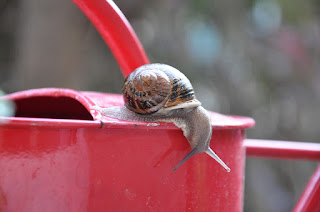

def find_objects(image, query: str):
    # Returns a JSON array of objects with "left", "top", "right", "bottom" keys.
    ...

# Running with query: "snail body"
[{"left": 92, "top": 63, "right": 230, "bottom": 172}]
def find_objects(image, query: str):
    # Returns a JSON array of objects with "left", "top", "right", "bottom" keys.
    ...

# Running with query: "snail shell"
[
  {"left": 92, "top": 63, "right": 230, "bottom": 172},
  {"left": 122, "top": 64, "right": 201, "bottom": 114}
]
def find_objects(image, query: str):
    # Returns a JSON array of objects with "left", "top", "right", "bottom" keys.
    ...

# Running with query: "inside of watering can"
[{"left": 13, "top": 97, "right": 93, "bottom": 120}]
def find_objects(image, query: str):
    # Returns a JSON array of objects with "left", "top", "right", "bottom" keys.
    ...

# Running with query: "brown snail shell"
[{"left": 122, "top": 64, "right": 201, "bottom": 114}]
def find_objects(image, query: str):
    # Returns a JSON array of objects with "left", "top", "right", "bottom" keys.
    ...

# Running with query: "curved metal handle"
[{"left": 72, "top": 0, "right": 150, "bottom": 77}]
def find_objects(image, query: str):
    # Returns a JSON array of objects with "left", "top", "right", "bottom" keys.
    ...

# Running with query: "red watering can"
[{"left": 0, "top": 0, "right": 319, "bottom": 211}]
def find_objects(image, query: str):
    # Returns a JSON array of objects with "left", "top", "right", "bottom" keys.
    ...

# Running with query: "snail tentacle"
[
  {"left": 172, "top": 148, "right": 199, "bottom": 171},
  {"left": 206, "top": 148, "right": 231, "bottom": 172}
]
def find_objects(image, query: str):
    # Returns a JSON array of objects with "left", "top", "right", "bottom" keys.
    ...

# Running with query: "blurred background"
[{"left": 0, "top": 0, "right": 319, "bottom": 211}]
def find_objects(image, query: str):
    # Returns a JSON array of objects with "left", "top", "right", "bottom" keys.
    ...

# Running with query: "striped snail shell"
[
  {"left": 92, "top": 63, "right": 230, "bottom": 172},
  {"left": 122, "top": 64, "right": 201, "bottom": 114}
]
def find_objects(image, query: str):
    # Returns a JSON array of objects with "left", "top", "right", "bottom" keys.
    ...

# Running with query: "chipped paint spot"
[
  {"left": 124, "top": 188, "right": 136, "bottom": 200},
  {"left": 146, "top": 196, "right": 151, "bottom": 206},
  {"left": 30, "top": 122, "right": 40, "bottom": 126},
  {"left": 147, "top": 123, "right": 160, "bottom": 127}
]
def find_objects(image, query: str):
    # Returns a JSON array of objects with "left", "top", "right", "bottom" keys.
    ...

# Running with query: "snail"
[{"left": 92, "top": 63, "right": 230, "bottom": 172}]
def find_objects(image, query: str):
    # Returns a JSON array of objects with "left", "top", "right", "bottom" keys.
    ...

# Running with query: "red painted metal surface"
[
  {"left": 245, "top": 139, "right": 320, "bottom": 161},
  {"left": 293, "top": 164, "right": 320, "bottom": 212},
  {"left": 0, "top": 89, "right": 254, "bottom": 211},
  {"left": 72, "top": 0, "right": 150, "bottom": 77}
]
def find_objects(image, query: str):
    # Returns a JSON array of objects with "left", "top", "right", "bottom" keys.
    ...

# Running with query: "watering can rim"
[{"left": 0, "top": 88, "right": 255, "bottom": 130}]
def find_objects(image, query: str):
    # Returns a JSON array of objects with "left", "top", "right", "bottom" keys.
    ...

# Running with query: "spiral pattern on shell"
[{"left": 122, "top": 63, "right": 201, "bottom": 114}]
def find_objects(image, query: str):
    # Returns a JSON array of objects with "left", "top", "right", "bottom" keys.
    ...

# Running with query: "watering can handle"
[{"left": 72, "top": 0, "right": 150, "bottom": 78}]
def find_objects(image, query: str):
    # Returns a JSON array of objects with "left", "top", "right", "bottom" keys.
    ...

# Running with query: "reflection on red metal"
[
  {"left": 72, "top": 0, "right": 149, "bottom": 77},
  {"left": 245, "top": 139, "right": 320, "bottom": 161},
  {"left": 0, "top": 89, "right": 254, "bottom": 211},
  {"left": 293, "top": 164, "right": 320, "bottom": 212}
]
